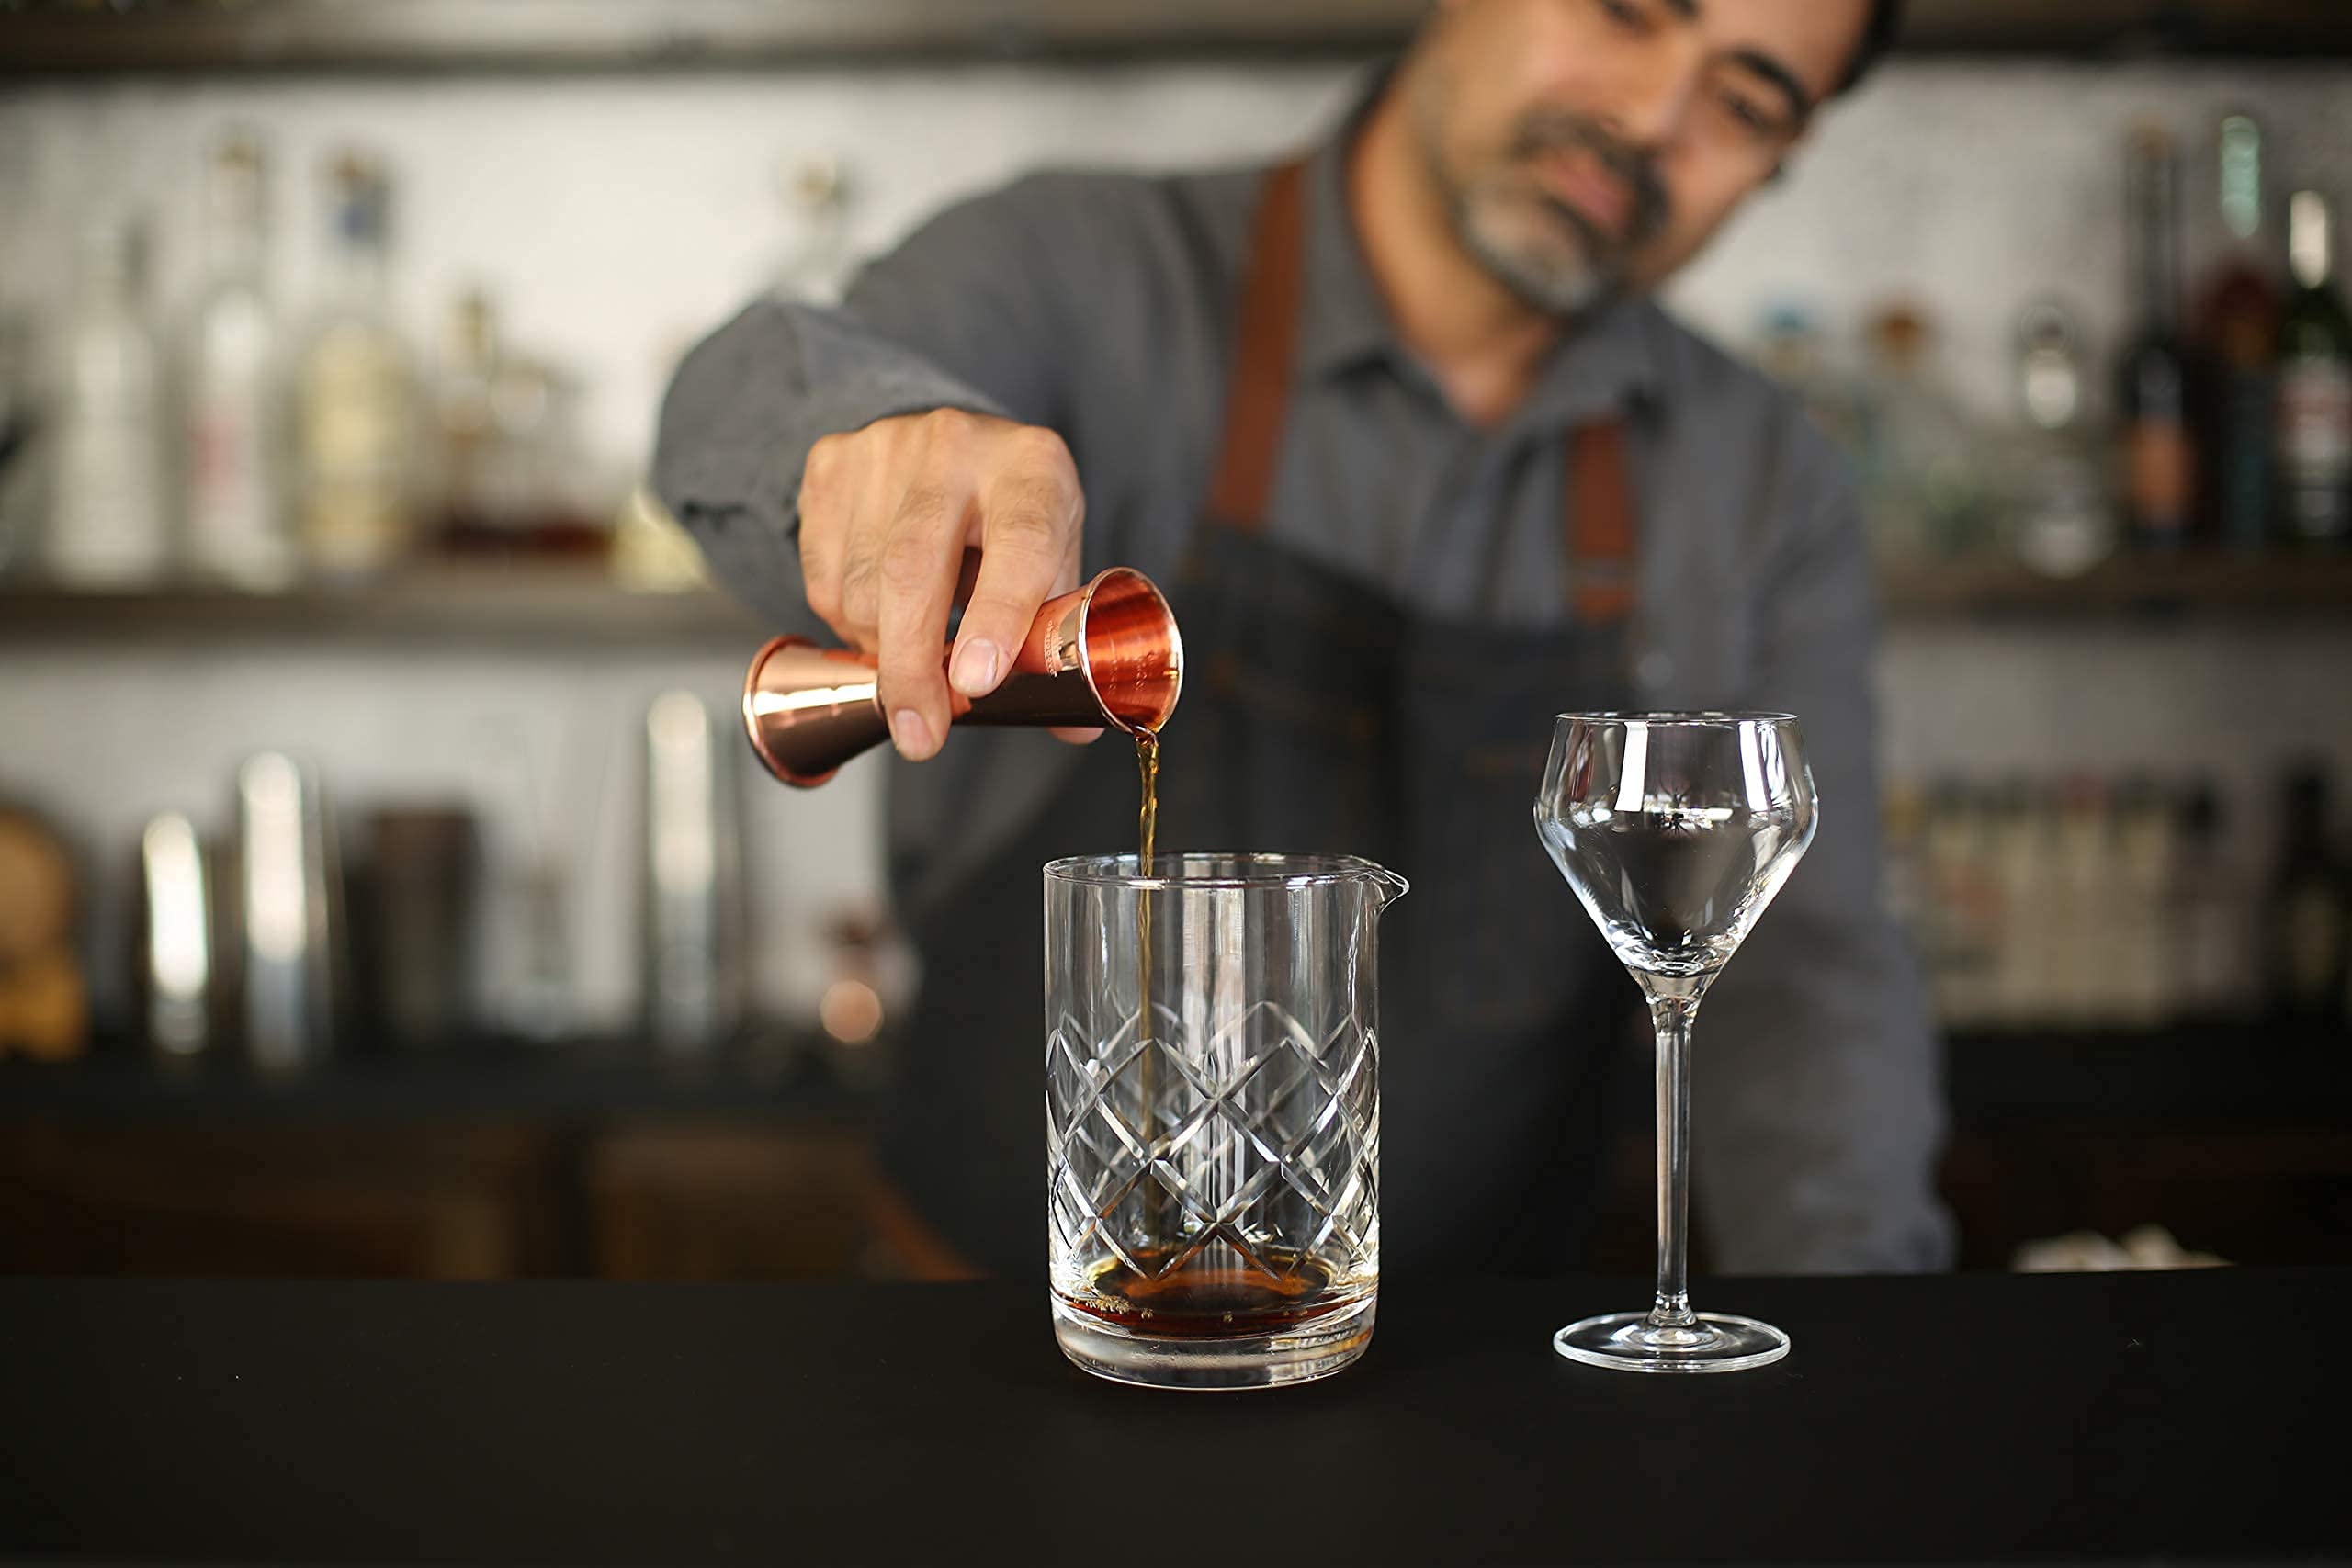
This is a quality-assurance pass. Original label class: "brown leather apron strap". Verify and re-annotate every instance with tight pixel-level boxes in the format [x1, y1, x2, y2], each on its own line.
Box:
[1206, 159, 1310, 532]
[1566, 419, 1636, 624]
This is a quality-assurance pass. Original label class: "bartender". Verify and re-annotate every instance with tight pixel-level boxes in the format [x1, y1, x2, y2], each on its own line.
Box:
[654, 0, 1952, 1279]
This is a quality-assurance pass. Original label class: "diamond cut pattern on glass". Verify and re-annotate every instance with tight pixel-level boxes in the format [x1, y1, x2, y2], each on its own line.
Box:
[1047, 997, 1378, 1284]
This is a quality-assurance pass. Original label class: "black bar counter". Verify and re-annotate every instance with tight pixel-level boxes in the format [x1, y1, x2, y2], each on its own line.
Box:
[5, 1269, 2346, 1564]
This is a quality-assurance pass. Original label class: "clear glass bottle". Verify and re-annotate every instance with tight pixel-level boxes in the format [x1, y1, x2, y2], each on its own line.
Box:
[0, 312, 37, 576]
[2004, 301, 2115, 578]
[2273, 191, 2352, 548]
[47, 214, 170, 588]
[297, 152, 416, 581]
[431, 288, 500, 547]
[185, 130, 295, 591]
[1856, 302, 1993, 566]
[768, 153, 854, 307]
[2110, 778, 2178, 1028]
[1755, 301, 1868, 458]
[2174, 783, 2253, 1022]
[2266, 763, 2350, 1022]
[1923, 780, 1998, 1031]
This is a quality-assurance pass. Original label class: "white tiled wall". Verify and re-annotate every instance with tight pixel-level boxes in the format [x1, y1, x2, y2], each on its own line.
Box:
[4, 58, 2349, 1034]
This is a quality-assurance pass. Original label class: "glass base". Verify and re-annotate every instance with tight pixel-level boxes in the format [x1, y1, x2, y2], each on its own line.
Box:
[1552, 1310, 1790, 1373]
[1051, 1292, 1376, 1391]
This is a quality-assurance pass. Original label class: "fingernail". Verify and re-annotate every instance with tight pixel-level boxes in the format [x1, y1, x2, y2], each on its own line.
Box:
[890, 708, 933, 759]
[950, 638, 1002, 697]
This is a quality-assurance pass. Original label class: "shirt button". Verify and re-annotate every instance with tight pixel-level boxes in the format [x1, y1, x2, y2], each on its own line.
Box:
[1635, 649, 1675, 689]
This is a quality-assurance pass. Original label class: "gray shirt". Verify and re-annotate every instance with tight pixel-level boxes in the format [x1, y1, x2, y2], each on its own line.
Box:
[653, 119, 1955, 1274]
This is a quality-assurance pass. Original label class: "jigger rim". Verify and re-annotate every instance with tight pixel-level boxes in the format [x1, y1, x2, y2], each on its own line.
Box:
[1076, 566, 1184, 736]
[1046, 851, 1407, 897]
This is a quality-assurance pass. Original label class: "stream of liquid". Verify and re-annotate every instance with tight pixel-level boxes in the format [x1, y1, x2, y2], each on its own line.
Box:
[1135, 728, 1163, 1237]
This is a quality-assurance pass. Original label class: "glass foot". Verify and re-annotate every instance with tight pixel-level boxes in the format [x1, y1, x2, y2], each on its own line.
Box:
[1553, 1310, 1790, 1373]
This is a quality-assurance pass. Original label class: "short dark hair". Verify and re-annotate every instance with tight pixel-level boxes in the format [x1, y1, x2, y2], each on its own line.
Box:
[1838, 0, 1905, 96]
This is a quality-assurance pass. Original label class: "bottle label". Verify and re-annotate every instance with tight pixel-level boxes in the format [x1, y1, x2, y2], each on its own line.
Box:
[2276, 357, 2352, 483]
[2125, 421, 2193, 535]
[192, 405, 263, 517]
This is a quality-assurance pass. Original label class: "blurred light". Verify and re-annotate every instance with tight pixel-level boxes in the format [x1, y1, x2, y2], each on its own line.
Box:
[820, 978, 883, 1046]
[241, 753, 307, 964]
[141, 811, 211, 1055]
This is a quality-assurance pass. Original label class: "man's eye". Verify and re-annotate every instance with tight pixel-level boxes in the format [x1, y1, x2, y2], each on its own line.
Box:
[1596, 0, 1649, 29]
[1719, 87, 1777, 136]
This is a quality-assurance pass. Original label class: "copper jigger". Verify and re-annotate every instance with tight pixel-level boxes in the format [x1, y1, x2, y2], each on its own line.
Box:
[742, 567, 1184, 787]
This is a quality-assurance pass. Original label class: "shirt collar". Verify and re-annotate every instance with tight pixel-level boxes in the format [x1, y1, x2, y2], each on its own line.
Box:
[1295, 82, 1666, 432]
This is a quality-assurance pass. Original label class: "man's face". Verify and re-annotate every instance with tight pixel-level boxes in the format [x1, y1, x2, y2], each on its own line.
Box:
[1406, 0, 1871, 315]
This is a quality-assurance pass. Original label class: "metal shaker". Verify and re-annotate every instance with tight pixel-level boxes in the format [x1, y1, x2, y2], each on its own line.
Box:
[643, 691, 743, 1054]
[234, 752, 344, 1070]
[139, 811, 215, 1058]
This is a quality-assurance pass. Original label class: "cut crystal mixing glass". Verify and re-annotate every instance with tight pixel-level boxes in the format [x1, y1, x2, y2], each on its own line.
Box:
[1046, 852, 1405, 1390]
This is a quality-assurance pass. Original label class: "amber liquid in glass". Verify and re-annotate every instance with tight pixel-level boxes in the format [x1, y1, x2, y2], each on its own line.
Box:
[1075, 1246, 1353, 1337]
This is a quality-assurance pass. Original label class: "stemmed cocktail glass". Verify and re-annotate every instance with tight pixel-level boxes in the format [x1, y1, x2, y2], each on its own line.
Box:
[1535, 713, 1817, 1372]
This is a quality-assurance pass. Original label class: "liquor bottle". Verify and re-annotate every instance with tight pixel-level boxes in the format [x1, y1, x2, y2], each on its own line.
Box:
[1856, 302, 1992, 564]
[432, 288, 499, 546]
[2173, 783, 2254, 1022]
[1988, 779, 2058, 1029]
[1921, 781, 1996, 1029]
[0, 312, 37, 576]
[2189, 113, 2281, 549]
[184, 130, 295, 591]
[46, 215, 170, 587]
[1756, 301, 1867, 458]
[297, 152, 416, 581]
[768, 153, 854, 307]
[2004, 301, 2114, 578]
[2265, 764, 2349, 1023]
[2109, 779, 2178, 1028]
[2272, 190, 2352, 547]
[2118, 128, 2195, 551]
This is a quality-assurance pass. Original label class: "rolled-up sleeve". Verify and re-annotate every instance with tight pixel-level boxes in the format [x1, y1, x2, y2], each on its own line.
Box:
[1693, 446, 1957, 1275]
[650, 174, 1084, 632]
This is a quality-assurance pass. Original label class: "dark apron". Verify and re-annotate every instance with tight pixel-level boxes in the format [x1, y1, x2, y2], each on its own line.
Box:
[887, 162, 1637, 1281]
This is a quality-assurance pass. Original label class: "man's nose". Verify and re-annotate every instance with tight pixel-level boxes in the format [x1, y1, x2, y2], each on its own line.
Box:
[1594, 28, 1707, 151]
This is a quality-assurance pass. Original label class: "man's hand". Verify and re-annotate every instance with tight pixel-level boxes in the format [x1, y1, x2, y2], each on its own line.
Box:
[797, 409, 1087, 761]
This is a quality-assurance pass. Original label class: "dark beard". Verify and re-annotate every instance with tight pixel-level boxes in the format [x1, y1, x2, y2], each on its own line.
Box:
[1504, 108, 1669, 254]
[1431, 107, 1670, 318]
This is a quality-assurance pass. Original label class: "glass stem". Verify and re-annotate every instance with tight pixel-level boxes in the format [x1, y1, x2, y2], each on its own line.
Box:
[1645, 981, 1705, 1328]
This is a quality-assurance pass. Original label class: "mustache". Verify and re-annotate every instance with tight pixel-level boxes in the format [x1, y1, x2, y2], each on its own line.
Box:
[1506, 111, 1669, 247]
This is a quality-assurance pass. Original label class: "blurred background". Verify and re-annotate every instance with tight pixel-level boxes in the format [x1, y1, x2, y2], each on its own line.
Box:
[1, 0, 2347, 1282]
